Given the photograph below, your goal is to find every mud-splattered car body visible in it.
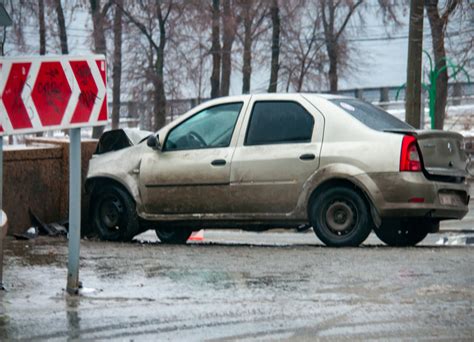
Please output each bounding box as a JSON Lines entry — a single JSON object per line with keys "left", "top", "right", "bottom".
{"left": 86, "top": 94, "right": 470, "bottom": 246}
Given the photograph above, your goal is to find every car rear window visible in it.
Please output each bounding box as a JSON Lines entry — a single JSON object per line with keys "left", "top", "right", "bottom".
{"left": 330, "top": 98, "right": 413, "bottom": 131}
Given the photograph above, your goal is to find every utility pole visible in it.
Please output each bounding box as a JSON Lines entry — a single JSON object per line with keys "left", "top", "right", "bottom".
{"left": 405, "top": 0, "right": 424, "bottom": 128}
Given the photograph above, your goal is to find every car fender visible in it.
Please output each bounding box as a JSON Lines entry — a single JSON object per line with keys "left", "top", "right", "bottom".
{"left": 294, "top": 163, "right": 383, "bottom": 220}
{"left": 86, "top": 145, "right": 145, "bottom": 208}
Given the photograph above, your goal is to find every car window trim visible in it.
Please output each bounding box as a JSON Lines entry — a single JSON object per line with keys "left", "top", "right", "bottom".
{"left": 163, "top": 101, "right": 244, "bottom": 152}
{"left": 244, "top": 100, "right": 315, "bottom": 147}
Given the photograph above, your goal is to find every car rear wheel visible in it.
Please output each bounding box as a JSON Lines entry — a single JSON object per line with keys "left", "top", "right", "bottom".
{"left": 309, "top": 186, "right": 373, "bottom": 247}
{"left": 155, "top": 228, "right": 193, "bottom": 244}
{"left": 375, "top": 219, "right": 429, "bottom": 247}
{"left": 91, "top": 184, "right": 139, "bottom": 242}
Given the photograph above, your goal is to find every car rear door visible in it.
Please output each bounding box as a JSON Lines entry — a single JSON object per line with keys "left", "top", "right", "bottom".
{"left": 230, "top": 94, "right": 325, "bottom": 214}
{"left": 139, "top": 100, "right": 248, "bottom": 214}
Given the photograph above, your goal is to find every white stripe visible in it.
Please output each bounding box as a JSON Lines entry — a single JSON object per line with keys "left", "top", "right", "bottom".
{"left": 88, "top": 58, "right": 103, "bottom": 123}
{"left": 61, "top": 59, "right": 80, "bottom": 127}
{"left": 0, "top": 62, "right": 13, "bottom": 134}
{"left": 23, "top": 60, "right": 42, "bottom": 130}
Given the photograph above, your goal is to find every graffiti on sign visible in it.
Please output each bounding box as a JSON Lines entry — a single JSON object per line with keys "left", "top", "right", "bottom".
{"left": 0, "top": 55, "right": 108, "bottom": 136}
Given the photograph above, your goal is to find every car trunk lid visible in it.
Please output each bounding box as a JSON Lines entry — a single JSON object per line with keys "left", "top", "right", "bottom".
{"left": 386, "top": 129, "right": 469, "bottom": 178}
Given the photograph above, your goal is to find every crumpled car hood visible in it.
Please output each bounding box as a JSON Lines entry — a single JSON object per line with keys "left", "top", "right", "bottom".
{"left": 94, "top": 128, "right": 152, "bottom": 155}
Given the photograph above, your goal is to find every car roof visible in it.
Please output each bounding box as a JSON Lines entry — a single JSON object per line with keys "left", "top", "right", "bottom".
{"left": 213, "top": 93, "right": 352, "bottom": 102}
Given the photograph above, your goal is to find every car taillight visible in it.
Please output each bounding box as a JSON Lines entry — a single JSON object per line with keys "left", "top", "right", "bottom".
{"left": 400, "top": 135, "right": 421, "bottom": 172}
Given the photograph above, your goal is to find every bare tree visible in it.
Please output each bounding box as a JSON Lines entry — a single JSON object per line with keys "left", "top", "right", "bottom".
{"left": 320, "top": 0, "right": 363, "bottom": 92}
{"left": 278, "top": 1, "right": 326, "bottom": 92}
{"left": 210, "top": 0, "right": 221, "bottom": 98}
{"left": 116, "top": 0, "right": 178, "bottom": 131}
{"left": 111, "top": 0, "right": 122, "bottom": 130}
{"left": 424, "top": 0, "right": 461, "bottom": 129}
{"left": 89, "top": 0, "right": 113, "bottom": 137}
{"left": 54, "top": 0, "right": 69, "bottom": 54}
{"left": 267, "top": 0, "right": 280, "bottom": 92}
{"left": 220, "top": 0, "right": 237, "bottom": 96}
{"left": 237, "top": 0, "right": 268, "bottom": 94}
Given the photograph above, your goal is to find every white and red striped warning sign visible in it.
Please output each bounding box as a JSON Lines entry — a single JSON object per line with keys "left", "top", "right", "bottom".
{"left": 0, "top": 55, "right": 108, "bottom": 136}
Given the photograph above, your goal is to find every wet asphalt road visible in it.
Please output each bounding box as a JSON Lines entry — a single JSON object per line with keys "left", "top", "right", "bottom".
{"left": 0, "top": 228, "right": 473, "bottom": 341}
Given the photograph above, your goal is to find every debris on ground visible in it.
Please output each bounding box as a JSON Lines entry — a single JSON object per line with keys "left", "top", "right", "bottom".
{"left": 12, "top": 227, "right": 38, "bottom": 240}
{"left": 436, "top": 234, "right": 474, "bottom": 246}
{"left": 13, "top": 210, "right": 68, "bottom": 240}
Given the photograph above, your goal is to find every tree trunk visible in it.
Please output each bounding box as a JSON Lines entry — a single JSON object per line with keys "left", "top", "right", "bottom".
{"left": 327, "top": 42, "right": 338, "bottom": 92}
{"left": 268, "top": 0, "right": 280, "bottom": 93}
{"left": 90, "top": 0, "right": 108, "bottom": 138}
{"left": 153, "top": 77, "right": 166, "bottom": 131}
{"left": 90, "top": 0, "right": 107, "bottom": 55}
{"left": 425, "top": 2, "right": 448, "bottom": 130}
{"left": 154, "top": 12, "right": 167, "bottom": 131}
{"left": 36, "top": 0, "right": 46, "bottom": 136}
{"left": 210, "top": 0, "right": 221, "bottom": 98}
{"left": 111, "top": 0, "right": 123, "bottom": 130}
{"left": 220, "top": 0, "right": 236, "bottom": 96}
{"left": 39, "top": 0, "right": 46, "bottom": 55}
{"left": 241, "top": 12, "right": 252, "bottom": 94}
{"left": 405, "top": 0, "right": 424, "bottom": 129}
{"left": 54, "top": 0, "right": 68, "bottom": 54}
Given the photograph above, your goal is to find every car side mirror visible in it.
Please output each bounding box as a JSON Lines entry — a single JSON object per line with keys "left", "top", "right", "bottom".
{"left": 147, "top": 134, "right": 162, "bottom": 150}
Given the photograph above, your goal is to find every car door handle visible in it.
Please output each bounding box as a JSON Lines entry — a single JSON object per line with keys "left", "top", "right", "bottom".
{"left": 211, "top": 159, "right": 227, "bottom": 166}
{"left": 299, "top": 153, "right": 315, "bottom": 161}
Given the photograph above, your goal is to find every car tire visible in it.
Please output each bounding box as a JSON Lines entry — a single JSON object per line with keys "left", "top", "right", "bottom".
{"left": 155, "top": 228, "right": 193, "bottom": 244}
{"left": 91, "top": 184, "right": 140, "bottom": 242}
{"left": 309, "top": 186, "right": 373, "bottom": 247}
{"left": 374, "top": 219, "right": 429, "bottom": 247}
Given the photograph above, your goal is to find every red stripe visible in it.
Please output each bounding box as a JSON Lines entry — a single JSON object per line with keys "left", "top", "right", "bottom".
{"left": 31, "top": 61, "right": 72, "bottom": 126}
{"left": 95, "top": 59, "right": 108, "bottom": 121}
{"left": 97, "top": 97, "right": 107, "bottom": 121}
{"left": 3, "top": 63, "right": 33, "bottom": 129}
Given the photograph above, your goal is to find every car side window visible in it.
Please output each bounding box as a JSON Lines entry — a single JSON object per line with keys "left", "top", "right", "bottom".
{"left": 245, "top": 101, "right": 314, "bottom": 146}
{"left": 164, "top": 102, "right": 243, "bottom": 151}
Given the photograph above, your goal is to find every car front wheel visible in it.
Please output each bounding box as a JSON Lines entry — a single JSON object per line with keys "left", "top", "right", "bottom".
{"left": 309, "top": 186, "right": 373, "bottom": 247}
{"left": 375, "top": 219, "right": 429, "bottom": 247}
{"left": 91, "top": 184, "right": 139, "bottom": 242}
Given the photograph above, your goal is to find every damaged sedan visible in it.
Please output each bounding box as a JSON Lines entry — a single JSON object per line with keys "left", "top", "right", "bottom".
{"left": 86, "top": 94, "right": 470, "bottom": 247}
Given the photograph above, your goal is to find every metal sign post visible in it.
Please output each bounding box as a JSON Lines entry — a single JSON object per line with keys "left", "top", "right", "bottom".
{"left": 0, "top": 3, "right": 11, "bottom": 291}
{"left": 67, "top": 128, "right": 81, "bottom": 294}
{"left": 0, "top": 136, "right": 4, "bottom": 290}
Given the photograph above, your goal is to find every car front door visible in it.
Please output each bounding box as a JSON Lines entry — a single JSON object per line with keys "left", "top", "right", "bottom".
{"left": 139, "top": 100, "right": 247, "bottom": 215}
{"left": 230, "top": 95, "right": 325, "bottom": 215}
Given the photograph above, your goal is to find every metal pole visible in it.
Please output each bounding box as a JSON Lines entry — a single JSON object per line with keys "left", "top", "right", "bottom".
{"left": 0, "top": 136, "right": 3, "bottom": 219}
{"left": 0, "top": 137, "right": 4, "bottom": 290}
{"left": 67, "top": 128, "right": 81, "bottom": 294}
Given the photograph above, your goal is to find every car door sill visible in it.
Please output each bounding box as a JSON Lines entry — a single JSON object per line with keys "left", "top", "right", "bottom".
{"left": 145, "top": 182, "right": 230, "bottom": 188}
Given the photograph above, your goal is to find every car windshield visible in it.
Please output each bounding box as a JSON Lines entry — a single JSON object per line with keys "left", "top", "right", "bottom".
{"left": 330, "top": 98, "right": 414, "bottom": 131}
